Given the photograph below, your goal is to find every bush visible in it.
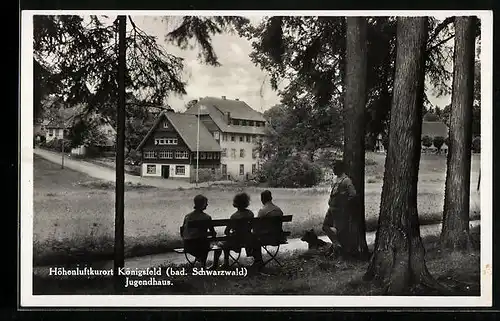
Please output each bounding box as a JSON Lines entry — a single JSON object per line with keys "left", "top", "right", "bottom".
{"left": 190, "top": 168, "right": 224, "bottom": 183}
{"left": 44, "top": 139, "right": 72, "bottom": 153}
{"left": 472, "top": 136, "right": 480, "bottom": 153}
{"left": 315, "top": 149, "right": 342, "bottom": 167}
{"left": 259, "top": 155, "right": 323, "bottom": 188}
{"left": 433, "top": 136, "right": 445, "bottom": 151}
{"left": 422, "top": 135, "right": 433, "bottom": 148}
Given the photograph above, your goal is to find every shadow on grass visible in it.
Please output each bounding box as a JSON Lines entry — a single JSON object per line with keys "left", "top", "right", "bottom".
{"left": 33, "top": 227, "right": 481, "bottom": 296}
{"left": 33, "top": 212, "right": 481, "bottom": 267}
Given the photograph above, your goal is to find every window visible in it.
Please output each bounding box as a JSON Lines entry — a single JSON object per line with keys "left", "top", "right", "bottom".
{"left": 233, "top": 119, "right": 239, "bottom": 126}
{"left": 144, "top": 151, "right": 156, "bottom": 159}
{"left": 251, "top": 135, "right": 256, "bottom": 143}
{"left": 252, "top": 164, "right": 257, "bottom": 174}
{"left": 242, "top": 120, "right": 247, "bottom": 126}
{"left": 222, "top": 148, "right": 227, "bottom": 157}
{"left": 175, "top": 165, "right": 185, "bottom": 175}
{"left": 159, "top": 150, "right": 173, "bottom": 159}
{"left": 222, "top": 164, "right": 227, "bottom": 175}
{"left": 231, "top": 135, "right": 235, "bottom": 142}
{"left": 155, "top": 138, "right": 178, "bottom": 145}
{"left": 214, "top": 131, "right": 220, "bottom": 139}
{"left": 147, "top": 165, "right": 156, "bottom": 174}
{"left": 49, "top": 129, "right": 53, "bottom": 136}
{"left": 240, "top": 149, "right": 245, "bottom": 158}
{"left": 163, "top": 121, "right": 169, "bottom": 128}
{"left": 252, "top": 149, "right": 257, "bottom": 159}
{"left": 246, "top": 135, "right": 251, "bottom": 143}
{"left": 222, "top": 133, "right": 227, "bottom": 141}
{"left": 207, "top": 153, "right": 213, "bottom": 160}
{"left": 211, "top": 168, "right": 216, "bottom": 174}
{"left": 175, "top": 151, "right": 189, "bottom": 159}
{"left": 250, "top": 121, "right": 254, "bottom": 126}
{"left": 239, "top": 164, "right": 244, "bottom": 175}
{"left": 239, "top": 135, "right": 244, "bottom": 142}
{"left": 231, "top": 149, "right": 236, "bottom": 159}
{"left": 200, "top": 153, "right": 206, "bottom": 159}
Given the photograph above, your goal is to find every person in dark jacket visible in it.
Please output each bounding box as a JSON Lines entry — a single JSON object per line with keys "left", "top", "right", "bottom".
{"left": 181, "top": 194, "right": 219, "bottom": 268}
{"left": 322, "top": 160, "right": 357, "bottom": 255}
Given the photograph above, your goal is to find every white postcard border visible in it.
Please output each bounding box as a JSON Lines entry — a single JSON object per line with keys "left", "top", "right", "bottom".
{"left": 20, "top": 10, "right": 493, "bottom": 307}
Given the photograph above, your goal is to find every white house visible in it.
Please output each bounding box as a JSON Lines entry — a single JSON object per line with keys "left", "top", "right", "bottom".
{"left": 184, "top": 96, "right": 268, "bottom": 180}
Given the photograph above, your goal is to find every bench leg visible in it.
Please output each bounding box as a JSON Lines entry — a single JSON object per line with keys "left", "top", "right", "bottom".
{"left": 228, "top": 250, "right": 242, "bottom": 268}
{"left": 261, "top": 245, "right": 283, "bottom": 267}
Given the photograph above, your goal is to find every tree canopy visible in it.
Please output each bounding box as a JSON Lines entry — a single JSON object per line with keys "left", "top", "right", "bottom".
{"left": 242, "top": 16, "right": 481, "bottom": 142}
{"left": 33, "top": 15, "right": 249, "bottom": 121}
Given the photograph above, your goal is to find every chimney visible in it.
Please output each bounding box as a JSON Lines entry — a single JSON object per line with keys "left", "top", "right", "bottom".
{"left": 222, "top": 96, "right": 226, "bottom": 100}
{"left": 235, "top": 98, "right": 239, "bottom": 101}
{"left": 226, "top": 112, "right": 231, "bottom": 124}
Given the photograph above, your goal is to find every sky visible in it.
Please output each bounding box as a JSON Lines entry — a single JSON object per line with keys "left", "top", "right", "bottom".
{"left": 133, "top": 16, "right": 453, "bottom": 113}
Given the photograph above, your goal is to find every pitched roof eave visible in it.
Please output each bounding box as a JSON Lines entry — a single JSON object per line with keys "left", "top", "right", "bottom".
{"left": 135, "top": 111, "right": 166, "bottom": 152}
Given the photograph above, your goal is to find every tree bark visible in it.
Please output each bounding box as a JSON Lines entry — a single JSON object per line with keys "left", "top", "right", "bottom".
{"left": 114, "top": 15, "right": 126, "bottom": 293}
{"left": 364, "top": 17, "right": 446, "bottom": 294}
{"left": 441, "top": 16, "right": 477, "bottom": 251}
{"left": 342, "top": 17, "right": 370, "bottom": 259}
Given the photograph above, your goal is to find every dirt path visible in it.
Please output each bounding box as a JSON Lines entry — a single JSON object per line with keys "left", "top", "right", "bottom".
{"left": 33, "top": 220, "right": 480, "bottom": 276}
{"left": 34, "top": 148, "right": 202, "bottom": 190}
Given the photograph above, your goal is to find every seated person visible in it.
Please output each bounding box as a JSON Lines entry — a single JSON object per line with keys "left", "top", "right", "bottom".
{"left": 181, "top": 194, "right": 220, "bottom": 268}
{"left": 255, "top": 190, "right": 284, "bottom": 242}
{"left": 213, "top": 193, "right": 264, "bottom": 268}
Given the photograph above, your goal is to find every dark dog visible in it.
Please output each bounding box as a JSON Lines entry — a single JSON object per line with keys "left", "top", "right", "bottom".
{"left": 300, "top": 229, "right": 342, "bottom": 258}
{"left": 301, "top": 229, "right": 330, "bottom": 250}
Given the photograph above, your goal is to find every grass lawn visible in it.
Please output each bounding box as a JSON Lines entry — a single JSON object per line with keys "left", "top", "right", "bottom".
{"left": 33, "top": 153, "right": 481, "bottom": 266}
{"left": 33, "top": 227, "right": 481, "bottom": 295}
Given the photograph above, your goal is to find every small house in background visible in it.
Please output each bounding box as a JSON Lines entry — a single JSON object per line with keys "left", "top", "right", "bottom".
{"left": 421, "top": 119, "right": 449, "bottom": 154}
{"left": 136, "top": 109, "right": 221, "bottom": 180}
{"left": 40, "top": 101, "right": 116, "bottom": 156}
{"left": 44, "top": 106, "right": 84, "bottom": 143}
{"left": 34, "top": 119, "right": 50, "bottom": 142}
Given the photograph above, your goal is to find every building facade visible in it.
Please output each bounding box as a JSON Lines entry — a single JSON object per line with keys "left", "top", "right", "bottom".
{"left": 136, "top": 110, "right": 221, "bottom": 180}
{"left": 185, "top": 96, "right": 268, "bottom": 180}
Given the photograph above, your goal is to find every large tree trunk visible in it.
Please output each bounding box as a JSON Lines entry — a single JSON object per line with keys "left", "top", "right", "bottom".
{"left": 441, "top": 16, "right": 477, "bottom": 251}
{"left": 364, "top": 17, "right": 446, "bottom": 294}
{"left": 342, "top": 17, "right": 370, "bottom": 259}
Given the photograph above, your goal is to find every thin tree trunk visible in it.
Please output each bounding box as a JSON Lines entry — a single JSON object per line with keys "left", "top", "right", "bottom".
{"left": 342, "top": 17, "right": 369, "bottom": 259}
{"left": 364, "top": 17, "right": 447, "bottom": 294}
{"left": 441, "top": 16, "right": 477, "bottom": 251}
{"left": 114, "top": 15, "right": 126, "bottom": 293}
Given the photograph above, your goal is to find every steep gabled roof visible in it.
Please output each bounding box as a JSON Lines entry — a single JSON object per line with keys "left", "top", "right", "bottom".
{"left": 185, "top": 101, "right": 267, "bottom": 135}
{"left": 136, "top": 110, "right": 221, "bottom": 152}
{"left": 187, "top": 97, "right": 266, "bottom": 122}
{"left": 422, "top": 121, "right": 449, "bottom": 138}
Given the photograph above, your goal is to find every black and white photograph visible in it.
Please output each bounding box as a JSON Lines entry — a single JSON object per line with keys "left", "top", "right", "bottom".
{"left": 20, "top": 10, "right": 492, "bottom": 307}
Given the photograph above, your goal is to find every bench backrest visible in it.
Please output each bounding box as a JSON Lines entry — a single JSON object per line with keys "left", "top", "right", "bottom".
{"left": 186, "top": 215, "right": 293, "bottom": 228}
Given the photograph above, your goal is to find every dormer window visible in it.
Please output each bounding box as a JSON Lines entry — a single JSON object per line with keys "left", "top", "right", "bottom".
{"left": 155, "top": 138, "right": 178, "bottom": 145}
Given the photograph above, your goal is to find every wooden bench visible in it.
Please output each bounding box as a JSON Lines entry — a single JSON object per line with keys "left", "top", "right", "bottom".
{"left": 174, "top": 215, "right": 293, "bottom": 268}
